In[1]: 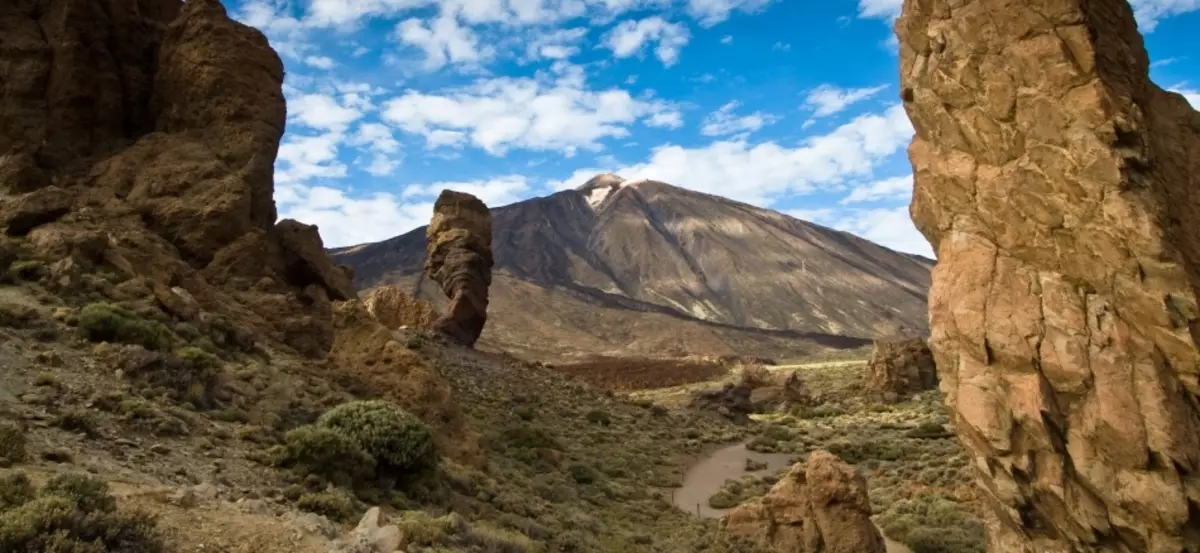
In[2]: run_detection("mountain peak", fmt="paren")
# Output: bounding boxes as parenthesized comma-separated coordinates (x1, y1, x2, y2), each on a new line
(575, 172, 653, 209)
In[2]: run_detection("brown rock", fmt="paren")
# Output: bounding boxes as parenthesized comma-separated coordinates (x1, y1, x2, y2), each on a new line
(723, 450, 885, 553)
(898, 0, 1200, 551)
(273, 219, 356, 301)
(424, 190, 494, 347)
(328, 301, 481, 465)
(0, 0, 356, 358)
(363, 285, 437, 329)
(864, 338, 937, 402)
(3, 186, 73, 236)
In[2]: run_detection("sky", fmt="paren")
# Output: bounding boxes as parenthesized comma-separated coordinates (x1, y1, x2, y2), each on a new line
(229, 0, 1200, 258)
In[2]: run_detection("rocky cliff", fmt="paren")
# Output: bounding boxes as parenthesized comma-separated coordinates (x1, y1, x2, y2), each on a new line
(424, 190, 494, 348)
(899, 0, 1200, 551)
(0, 0, 354, 357)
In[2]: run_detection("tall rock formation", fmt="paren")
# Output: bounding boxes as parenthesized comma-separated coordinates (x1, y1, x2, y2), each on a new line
(0, 0, 354, 356)
(424, 191, 494, 347)
(864, 338, 938, 402)
(723, 450, 886, 553)
(899, 0, 1200, 551)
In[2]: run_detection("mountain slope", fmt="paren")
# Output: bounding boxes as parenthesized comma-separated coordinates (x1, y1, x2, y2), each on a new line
(332, 174, 933, 357)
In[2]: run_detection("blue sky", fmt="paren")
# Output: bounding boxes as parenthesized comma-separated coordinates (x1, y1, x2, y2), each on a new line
(229, 0, 1200, 257)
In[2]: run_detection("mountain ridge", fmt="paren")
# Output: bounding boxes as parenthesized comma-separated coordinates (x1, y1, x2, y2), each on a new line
(331, 176, 934, 358)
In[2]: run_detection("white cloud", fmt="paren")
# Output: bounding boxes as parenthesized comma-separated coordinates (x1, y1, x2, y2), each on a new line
(700, 101, 776, 137)
(1169, 84, 1200, 108)
(276, 184, 434, 248)
(1131, 0, 1200, 31)
(803, 83, 888, 118)
(646, 110, 685, 129)
(380, 73, 680, 155)
(304, 55, 337, 69)
(604, 17, 691, 66)
(396, 15, 492, 70)
(276, 175, 533, 247)
(720, 34, 733, 44)
(289, 94, 365, 132)
(276, 132, 350, 185)
(827, 206, 932, 258)
(1151, 56, 1184, 68)
(401, 175, 532, 207)
(685, 0, 774, 27)
(840, 174, 912, 204)
(856, 0, 901, 20)
(525, 27, 589, 61)
(347, 123, 403, 176)
(771, 41, 790, 52)
(553, 104, 914, 205)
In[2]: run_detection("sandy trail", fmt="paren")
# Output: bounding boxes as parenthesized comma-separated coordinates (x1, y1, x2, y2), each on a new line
(672, 442, 914, 553)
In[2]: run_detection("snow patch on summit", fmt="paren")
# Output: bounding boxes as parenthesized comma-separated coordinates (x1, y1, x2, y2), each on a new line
(577, 173, 645, 210)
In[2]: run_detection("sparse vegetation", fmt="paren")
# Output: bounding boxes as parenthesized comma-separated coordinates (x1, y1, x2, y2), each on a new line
(78, 302, 173, 351)
(0, 472, 164, 553)
(0, 425, 27, 467)
(316, 400, 438, 475)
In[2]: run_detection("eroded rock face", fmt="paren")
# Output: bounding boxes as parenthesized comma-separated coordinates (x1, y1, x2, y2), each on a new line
(723, 450, 885, 553)
(898, 0, 1200, 551)
(424, 190, 493, 347)
(0, 0, 355, 356)
(363, 285, 437, 330)
(864, 338, 937, 402)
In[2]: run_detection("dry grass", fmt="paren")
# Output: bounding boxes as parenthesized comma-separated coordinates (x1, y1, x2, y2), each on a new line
(552, 356, 731, 390)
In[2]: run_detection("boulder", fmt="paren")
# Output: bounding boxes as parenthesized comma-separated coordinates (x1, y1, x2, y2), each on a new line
(863, 338, 937, 402)
(723, 450, 885, 553)
(898, 0, 1200, 551)
(424, 190, 494, 347)
(363, 285, 437, 330)
(0, 0, 355, 357)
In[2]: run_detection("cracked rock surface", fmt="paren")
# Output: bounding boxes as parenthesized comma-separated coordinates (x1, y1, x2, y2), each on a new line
(898, 0, 1200, 551)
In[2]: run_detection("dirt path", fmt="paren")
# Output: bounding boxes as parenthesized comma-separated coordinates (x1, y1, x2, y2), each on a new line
(673, 442, 914, 553)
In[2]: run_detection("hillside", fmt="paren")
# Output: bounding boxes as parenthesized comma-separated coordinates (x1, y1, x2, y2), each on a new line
(333, 174, 933, 359)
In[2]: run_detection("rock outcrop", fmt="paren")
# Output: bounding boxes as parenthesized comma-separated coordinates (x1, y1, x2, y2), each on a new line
(899, 0, 1200, 551)
(0, 0, 355, 357)
(424, 190, 494, 347)
(864, 338, 937, 402)
(363, 285, 437, 330)
(723, 450, 885, 553)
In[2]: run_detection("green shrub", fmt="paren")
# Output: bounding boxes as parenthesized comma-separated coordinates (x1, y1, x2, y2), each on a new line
(317, 400, 438, 474)
(54, 410, 100, 439)
(584, 409, 612, 426)
(78, 303, 173, 351)
(0, 424, 27, 467)
(296, 490, 356, 522)
(0, 472, 163, 553)
(0, 474, 35, 511)
(566, 463, 600, 485)
(707, 490, 739, 509)
(497, 423, 561, 451)
(0, 304, 38, 328)
(280, 425, 376, 486)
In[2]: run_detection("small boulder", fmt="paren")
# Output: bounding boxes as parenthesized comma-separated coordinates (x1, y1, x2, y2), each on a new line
(863, 338, 937, 402)
(723, 450, 885, 553)
(3, 186, 73, 236)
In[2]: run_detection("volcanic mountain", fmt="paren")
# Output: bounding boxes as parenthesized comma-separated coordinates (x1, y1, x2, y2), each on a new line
(331, 174, 934, 360)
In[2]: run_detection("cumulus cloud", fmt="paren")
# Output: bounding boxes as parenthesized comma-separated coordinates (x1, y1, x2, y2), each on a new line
(380, 72, 681, 155)
(700, 101, 777, 137)
(396, 15, 492, 70)
(289, 93, 365, 132)
(553, 104, 914, 205)
(685, 0, 775, 27)
(803, 83, 888, 118)
(604, 17, 691, 66)
(827, 206, 932, 257)
(840, 174, 912, 204)
(524, 27, 590, 61)
(275, 175, 533, 248)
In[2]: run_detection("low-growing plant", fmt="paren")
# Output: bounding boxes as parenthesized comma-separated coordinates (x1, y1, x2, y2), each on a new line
(0, 472, 163, 552)
(78, 302, 173, 351)
(7, 260, 44, 281)
(584, 409, 612, 426)
(0, 424, 27, 467)
(316, 400, 438, 476)
(279, 425, 376, 487)
(296, 490, 357, 522)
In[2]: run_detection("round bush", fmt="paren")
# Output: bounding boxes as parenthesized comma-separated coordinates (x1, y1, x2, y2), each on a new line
(282, 426, 376, 486)
(317, 400, 437, 474)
